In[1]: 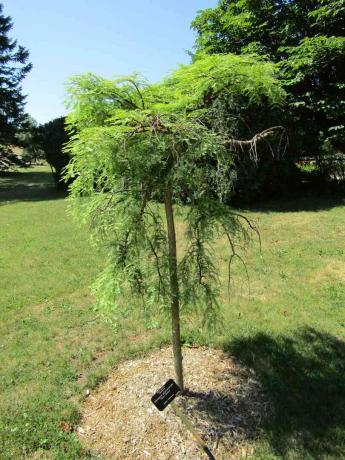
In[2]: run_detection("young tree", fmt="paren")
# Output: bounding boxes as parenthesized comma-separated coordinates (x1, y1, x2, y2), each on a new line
(65, 54, 285, 389)
(0, 3, 32, 170)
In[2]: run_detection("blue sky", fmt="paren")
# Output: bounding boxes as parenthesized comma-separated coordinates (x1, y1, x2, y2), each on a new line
(6, 0, 217, 124)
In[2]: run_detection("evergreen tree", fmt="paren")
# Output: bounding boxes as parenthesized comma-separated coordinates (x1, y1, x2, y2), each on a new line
(0, 3, 32, 170)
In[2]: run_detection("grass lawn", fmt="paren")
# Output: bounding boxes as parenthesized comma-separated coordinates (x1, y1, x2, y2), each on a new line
(1, 165, 345, 459)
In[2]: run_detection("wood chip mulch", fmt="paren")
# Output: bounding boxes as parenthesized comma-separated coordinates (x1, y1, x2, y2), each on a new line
(77, 346, 271, 459)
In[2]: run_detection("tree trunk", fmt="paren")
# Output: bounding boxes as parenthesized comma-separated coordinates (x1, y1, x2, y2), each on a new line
(164, 188, 184, 391)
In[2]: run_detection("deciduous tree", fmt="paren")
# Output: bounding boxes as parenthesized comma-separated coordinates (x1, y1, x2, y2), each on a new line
(192, 0, 345, 171)
(65, 54, 285, 388)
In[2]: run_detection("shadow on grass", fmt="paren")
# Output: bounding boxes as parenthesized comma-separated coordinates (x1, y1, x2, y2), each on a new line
(235, 195, 345, 213)
(224, 327, 345, 458)
(0, 169, 67, 204)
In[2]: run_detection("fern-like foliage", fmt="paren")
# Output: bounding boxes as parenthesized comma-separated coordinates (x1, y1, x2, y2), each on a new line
(64, 53, 284, 327)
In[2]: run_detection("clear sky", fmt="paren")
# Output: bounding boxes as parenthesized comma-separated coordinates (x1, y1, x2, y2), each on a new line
(5, 0, 217, 124)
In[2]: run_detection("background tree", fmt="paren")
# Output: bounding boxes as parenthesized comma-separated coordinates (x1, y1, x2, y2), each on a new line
(65, 55, 285, 389)
(15, 115, 45, 165)
(37, 117, 70, 189)
(0, 3, 32, 170)
(192, 0, 345, 187)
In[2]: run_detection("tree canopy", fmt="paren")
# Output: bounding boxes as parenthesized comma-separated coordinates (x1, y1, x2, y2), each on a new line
(192, 0, 345, 160)
(0, 3, 32, 169)
(65, 53, 284, 386)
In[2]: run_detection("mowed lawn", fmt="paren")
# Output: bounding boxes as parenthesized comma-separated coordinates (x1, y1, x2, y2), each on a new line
(1, 165, 345, 459)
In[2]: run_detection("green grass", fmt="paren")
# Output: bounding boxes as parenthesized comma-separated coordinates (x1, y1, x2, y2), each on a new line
(1, 166, 345, 459)
(0, 166, 166, 459)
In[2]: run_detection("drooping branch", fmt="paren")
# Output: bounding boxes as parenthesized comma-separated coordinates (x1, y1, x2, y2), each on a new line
(225, 126, 288, 161)
(225, 126, 285, 147)
(230, 212, 262, 252)
(222, 224, 250, 293)
(147, 234, 164, 297)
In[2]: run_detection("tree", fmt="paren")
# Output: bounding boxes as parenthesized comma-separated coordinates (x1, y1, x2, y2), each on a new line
(37, 117, 70, 189)
(192, 0, 345, 167)
(65, 54, 284, 389)
(0, 3, 32, 170)
(15, 115, 45, 165)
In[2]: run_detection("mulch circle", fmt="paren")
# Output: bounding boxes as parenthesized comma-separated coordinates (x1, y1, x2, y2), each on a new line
(77, 346, 270, 459)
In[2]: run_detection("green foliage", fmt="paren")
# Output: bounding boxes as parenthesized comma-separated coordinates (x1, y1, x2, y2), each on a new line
(192, 0, 345, 164)
(15, 115, 45, 165)
(37, 117, 70, 189)
(65, 54, 284, 327)
(0, 3, 32, 170)
(192, 0, 345, 59)
(280, 35, 345, 155)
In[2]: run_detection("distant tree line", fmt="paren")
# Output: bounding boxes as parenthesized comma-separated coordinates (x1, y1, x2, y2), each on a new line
(1, 1, 344, 199)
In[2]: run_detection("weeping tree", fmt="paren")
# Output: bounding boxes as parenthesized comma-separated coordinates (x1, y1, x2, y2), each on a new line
(65, 54, 285, 390)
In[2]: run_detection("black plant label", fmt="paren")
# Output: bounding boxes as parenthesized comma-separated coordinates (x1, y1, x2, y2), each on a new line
(151, 379, 180, 411)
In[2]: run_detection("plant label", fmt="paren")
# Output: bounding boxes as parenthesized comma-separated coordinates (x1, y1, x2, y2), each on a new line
(151, 379, 180, 411)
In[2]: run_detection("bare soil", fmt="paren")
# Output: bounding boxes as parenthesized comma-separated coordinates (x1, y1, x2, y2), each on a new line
(77, 346, 270, 459)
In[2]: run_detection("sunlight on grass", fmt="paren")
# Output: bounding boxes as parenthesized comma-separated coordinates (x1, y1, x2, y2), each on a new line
(1, 166, 345, 458)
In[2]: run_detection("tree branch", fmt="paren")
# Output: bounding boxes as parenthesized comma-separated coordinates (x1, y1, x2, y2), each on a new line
(224, 126, 286, 147)
(224, 126, 287, 161)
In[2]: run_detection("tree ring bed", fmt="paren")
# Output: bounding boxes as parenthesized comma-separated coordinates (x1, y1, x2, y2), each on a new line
(77, 346, 270, 459)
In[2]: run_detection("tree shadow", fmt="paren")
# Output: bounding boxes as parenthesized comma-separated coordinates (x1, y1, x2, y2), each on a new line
(176, 356, 271, 457)
(235, 195, 345, 213)
(0, 170, 67, 204)
(223, 327, 345, 458)
(179, 328, 345, 457)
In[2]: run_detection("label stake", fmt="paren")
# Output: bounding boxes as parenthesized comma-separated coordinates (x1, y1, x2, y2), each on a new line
(151, 379, 216, 460)
(170, 402, 216, 460)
